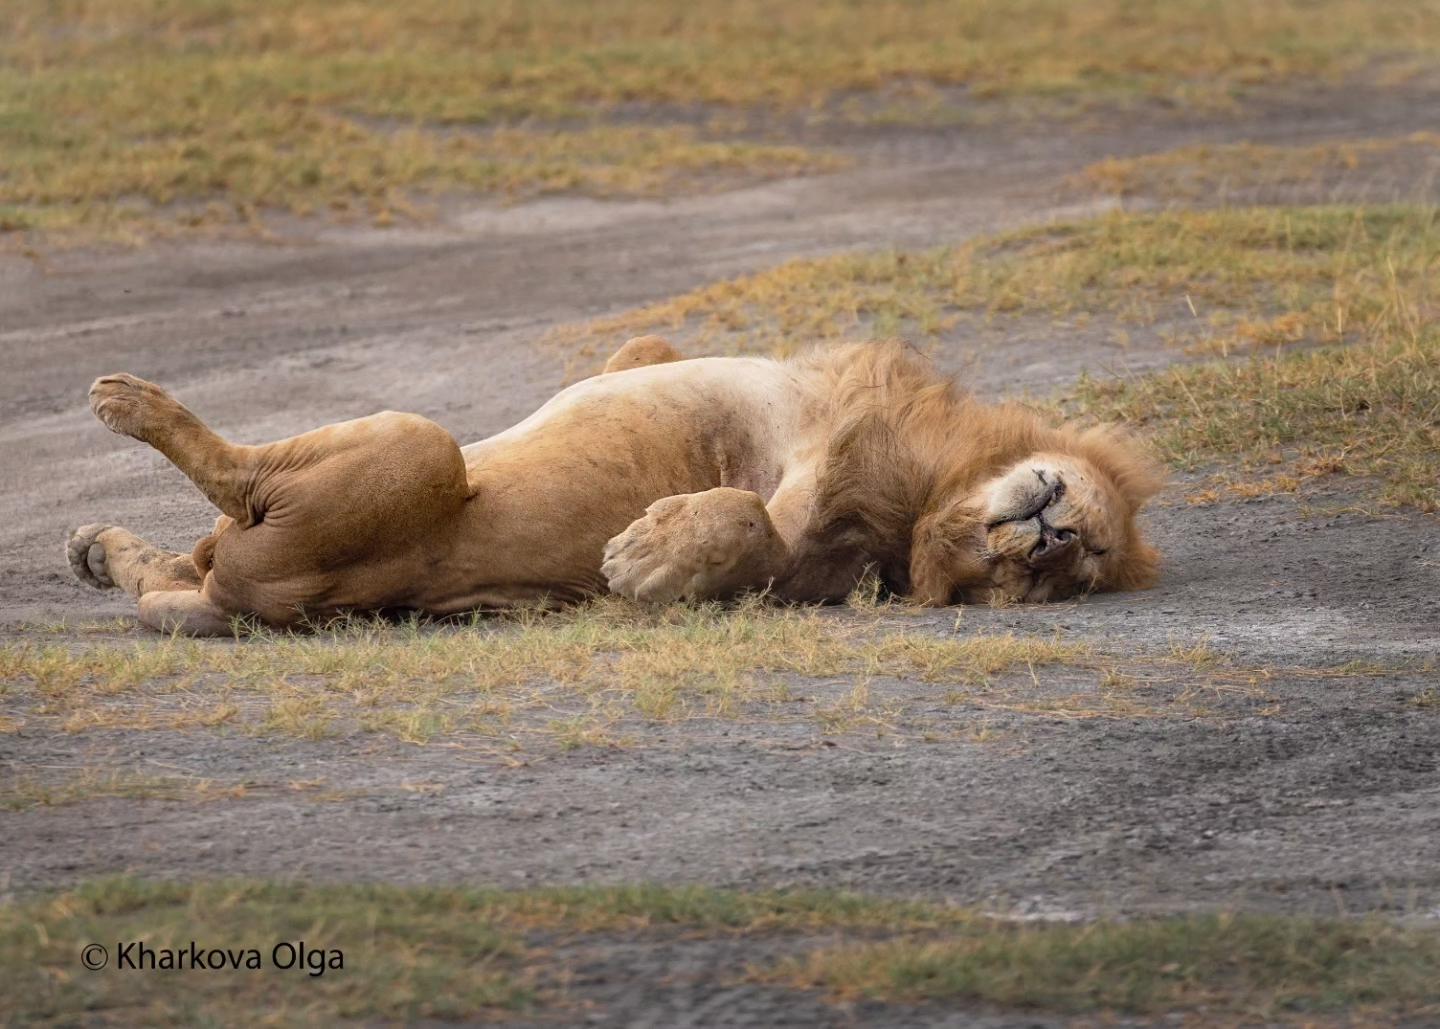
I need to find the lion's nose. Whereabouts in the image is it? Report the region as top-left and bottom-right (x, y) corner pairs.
(1029, 525), (1078, 565)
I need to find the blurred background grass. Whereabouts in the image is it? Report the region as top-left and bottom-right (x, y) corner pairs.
(4, 0), (1440, 237)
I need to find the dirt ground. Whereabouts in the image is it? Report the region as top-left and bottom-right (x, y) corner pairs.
(3, 88), (1439, 1025)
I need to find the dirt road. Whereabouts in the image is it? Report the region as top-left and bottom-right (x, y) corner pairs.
(2, 90), (1438, 1024)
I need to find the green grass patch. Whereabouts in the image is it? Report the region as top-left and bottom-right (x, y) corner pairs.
(0, 877), (972, 1025)
(7, 877), (1440, 1024)
(778, 913), (1440, 1018)
(6, 1), (1440, 237)
(4, 878), (530, 1024)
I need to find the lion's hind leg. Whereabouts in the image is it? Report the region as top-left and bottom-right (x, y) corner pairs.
(88, 374), (257, 522)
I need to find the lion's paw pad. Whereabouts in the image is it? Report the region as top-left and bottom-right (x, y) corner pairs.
(67, 523), (116, 590)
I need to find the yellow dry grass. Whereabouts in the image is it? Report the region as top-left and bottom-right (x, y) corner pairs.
(5, 596), (1417, 747)
(2, 598), (1099, 745)
(553, 205), (1436, 356)
(1075, 132), (1440, 203)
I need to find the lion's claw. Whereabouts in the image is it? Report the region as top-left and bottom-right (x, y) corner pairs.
(67, 523), (116, 589)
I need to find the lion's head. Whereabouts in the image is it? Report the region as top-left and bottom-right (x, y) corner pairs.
(909, 425), (1164, 605)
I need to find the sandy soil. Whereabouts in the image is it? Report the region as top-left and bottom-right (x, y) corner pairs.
(2, 89), (1438, 1025)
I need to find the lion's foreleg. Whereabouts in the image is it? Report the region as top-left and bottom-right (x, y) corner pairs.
(66, 523), (238, 634)
(601, 487), (792, 603)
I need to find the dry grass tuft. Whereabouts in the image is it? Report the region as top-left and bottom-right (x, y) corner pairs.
(550, 248), (964, 362)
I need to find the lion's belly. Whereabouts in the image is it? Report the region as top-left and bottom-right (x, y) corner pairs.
(460, 357), (802, 466)
(422, 357), (816, 608)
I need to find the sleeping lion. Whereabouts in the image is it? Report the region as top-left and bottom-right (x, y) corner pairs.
(67, 338), (1163, 635)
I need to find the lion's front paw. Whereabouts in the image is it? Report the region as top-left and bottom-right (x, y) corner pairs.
(601, 488), (784, 603)
(89, 373), (172, 439)
(67, 523), (117, 589)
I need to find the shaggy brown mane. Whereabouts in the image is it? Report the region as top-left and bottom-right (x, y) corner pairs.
(803, 340), (1163, 600)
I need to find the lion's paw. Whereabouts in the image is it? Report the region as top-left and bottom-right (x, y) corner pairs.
(89, 373), (172, 439)
(602, 488), (782, 603)
(67, 523), (116, 590)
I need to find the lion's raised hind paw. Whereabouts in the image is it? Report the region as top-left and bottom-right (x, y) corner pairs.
(88, 373), (174, 440)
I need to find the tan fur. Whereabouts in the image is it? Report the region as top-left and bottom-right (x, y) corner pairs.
(68, 339), (1163, 635)
(601, 334), (682, 374)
